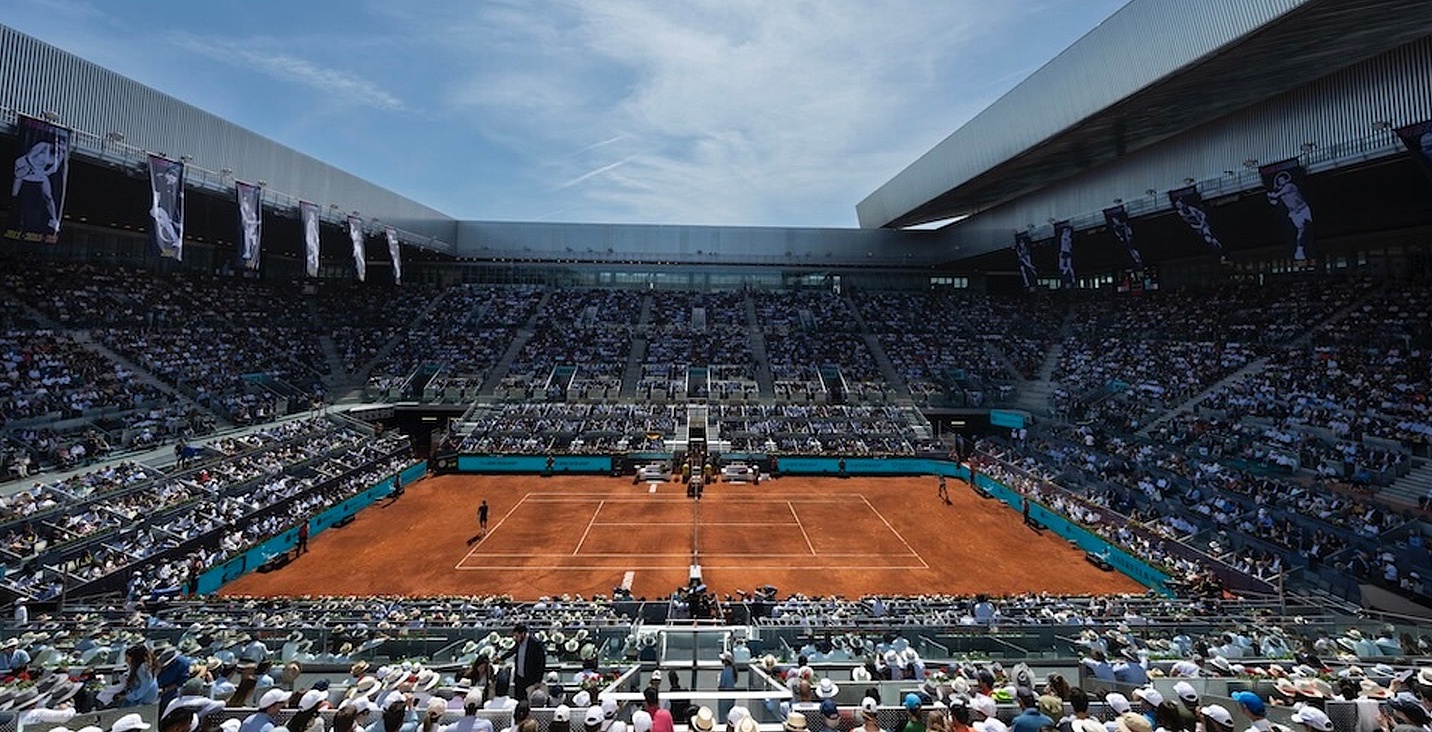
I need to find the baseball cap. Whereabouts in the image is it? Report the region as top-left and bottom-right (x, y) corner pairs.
(602, 698), (618, 719)
(821, 699), (840, 721)
(971, 695), (998, 719)
(258, 689), (291, 709)
(1037, 695), (1062, 719)
(1290, 706), (1333, 732)
(1174, 682), (1198, 703)
(1199, 705), (1234, 729)
(584, 706), (605, 727)
(905, 693), (923, 711)
(631, 711), (653, 732)
(1232, 692), (1266, 717)
(1104, 693), (1131, 715)
(300, 689), (327, 712)
(860, 697), (879, 720)
(553, 706), (571, 723)
(110, 716), (150, 732)
(1132, 687), (1164, 707)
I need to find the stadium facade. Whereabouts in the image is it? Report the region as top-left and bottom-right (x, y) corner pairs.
(5, 0), (1432, 290)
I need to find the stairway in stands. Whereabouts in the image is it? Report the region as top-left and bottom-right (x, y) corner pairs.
(477, 289), (551, 396)
(1379, 459), (1432, 511)
(744, 292), (775, 400)
(1139, 356), (1270, 436)
(1010, 341), (1063, 417)
(347, 287), (462, 391)
(71, 330), (233, 427)
(842, 293), (912, 401)
(620, 294), (654, 398)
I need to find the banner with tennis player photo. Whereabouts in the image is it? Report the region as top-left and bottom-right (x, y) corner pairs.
(1102, 204), (1143, 270)
(1013, 231), (1037, 292)
(6, 115), (71, 244)
(301, 200), (320, 278)
(1053, 220), (1075, 288)
(1395, 120), (1432, 185)
(148, 155), (185, 261)
(1258, 158), (1315, 262)
(235, 181), (263, 270)
(386, 227), (402, 285)
(1167, 186), (1229, 261)
(347, 215), (367, 282)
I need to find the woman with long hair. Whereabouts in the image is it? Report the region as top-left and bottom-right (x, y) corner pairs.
(118, 644), (158, 707)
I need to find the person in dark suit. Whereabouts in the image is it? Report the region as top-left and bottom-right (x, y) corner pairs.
(502, 623), (546, 702)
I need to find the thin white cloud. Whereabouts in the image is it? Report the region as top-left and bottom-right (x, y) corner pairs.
(402, 0), (1031, 225)
(169, 32), (407, 112)
(555, 155), (639, 191)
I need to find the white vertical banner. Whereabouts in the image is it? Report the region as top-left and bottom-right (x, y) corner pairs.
(385, 227), (401, 285)
(235, 181), (263, 270)
(347, 215), (366, 282)
(300, 200), (320, 278)
(148, 155), (185, 261)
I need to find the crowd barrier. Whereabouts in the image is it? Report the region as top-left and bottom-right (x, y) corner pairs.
(457, 455), (614, 473)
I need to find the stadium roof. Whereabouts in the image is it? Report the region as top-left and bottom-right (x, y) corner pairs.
(856, 0), (1432, 230)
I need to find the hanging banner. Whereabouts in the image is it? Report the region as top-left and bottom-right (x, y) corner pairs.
(301, 200), (320, 278)
(1102, 205), (1143, 270)
(1013, 231), (1037, 292)
(1053, 220), (1075, 288)
(1168, 186), (1229, 262)
(1259, 158), (1315, 262)
(148, 155), (185, 261)
(386, 227), (402, 285)
(6, 115), (71, 243)
(1395, 120), (1432, 185)
(235, 181), (263, 270)
(347, 215), (366, 282)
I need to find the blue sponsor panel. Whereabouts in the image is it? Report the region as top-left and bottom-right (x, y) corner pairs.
(195, 462), (425, 595)
(775, 457), (947, 475)
(457, 455), (612, 473)
(989, 410), (1026, 430)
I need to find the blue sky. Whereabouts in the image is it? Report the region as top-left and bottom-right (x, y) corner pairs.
(2, 0), (1127, 227)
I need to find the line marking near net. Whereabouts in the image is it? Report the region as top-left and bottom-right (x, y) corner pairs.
(862, 494), (929, 568)
(453, 492), (529, 569)
(572, 500), (606, 555)
(788, 501), (816, 555)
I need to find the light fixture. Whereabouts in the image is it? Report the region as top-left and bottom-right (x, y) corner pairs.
(1300, 142), (1316, 153)
(40, 110), (60, 122)
(1242, 158), (1259, 169)
(1223, 170), (1236, 176)
(220, 168), (233, 178)
(1047, 218), (1057, 224)
(256, 180), (267, 187)
(1112, 198), (1123, 205)
(1145, 188), (1157, 196)
(180, 155), (193, 163)
(105, 131), (125, 143)
(1373, 121), (1392, 131)
(1184, 178), (1196, 185)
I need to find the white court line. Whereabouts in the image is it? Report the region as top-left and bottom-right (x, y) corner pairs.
(862, 495), (929, 568)
(462, 552), (912, 558)
(454, 493), (529, 569)
(520, 496), (866, 503)
(621, 571), (635, 590)
(788, 501), (816, 555)
(648, 483), (658, 493)
(455, 564), (927, 571)
(587, 521), (796, 526)
(572, 500), (606, 555)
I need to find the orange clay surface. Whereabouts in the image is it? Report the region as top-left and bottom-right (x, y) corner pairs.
(221, 474), (1144, 599)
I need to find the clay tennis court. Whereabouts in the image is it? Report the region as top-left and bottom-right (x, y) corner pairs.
(222, 474), (1143, 599)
